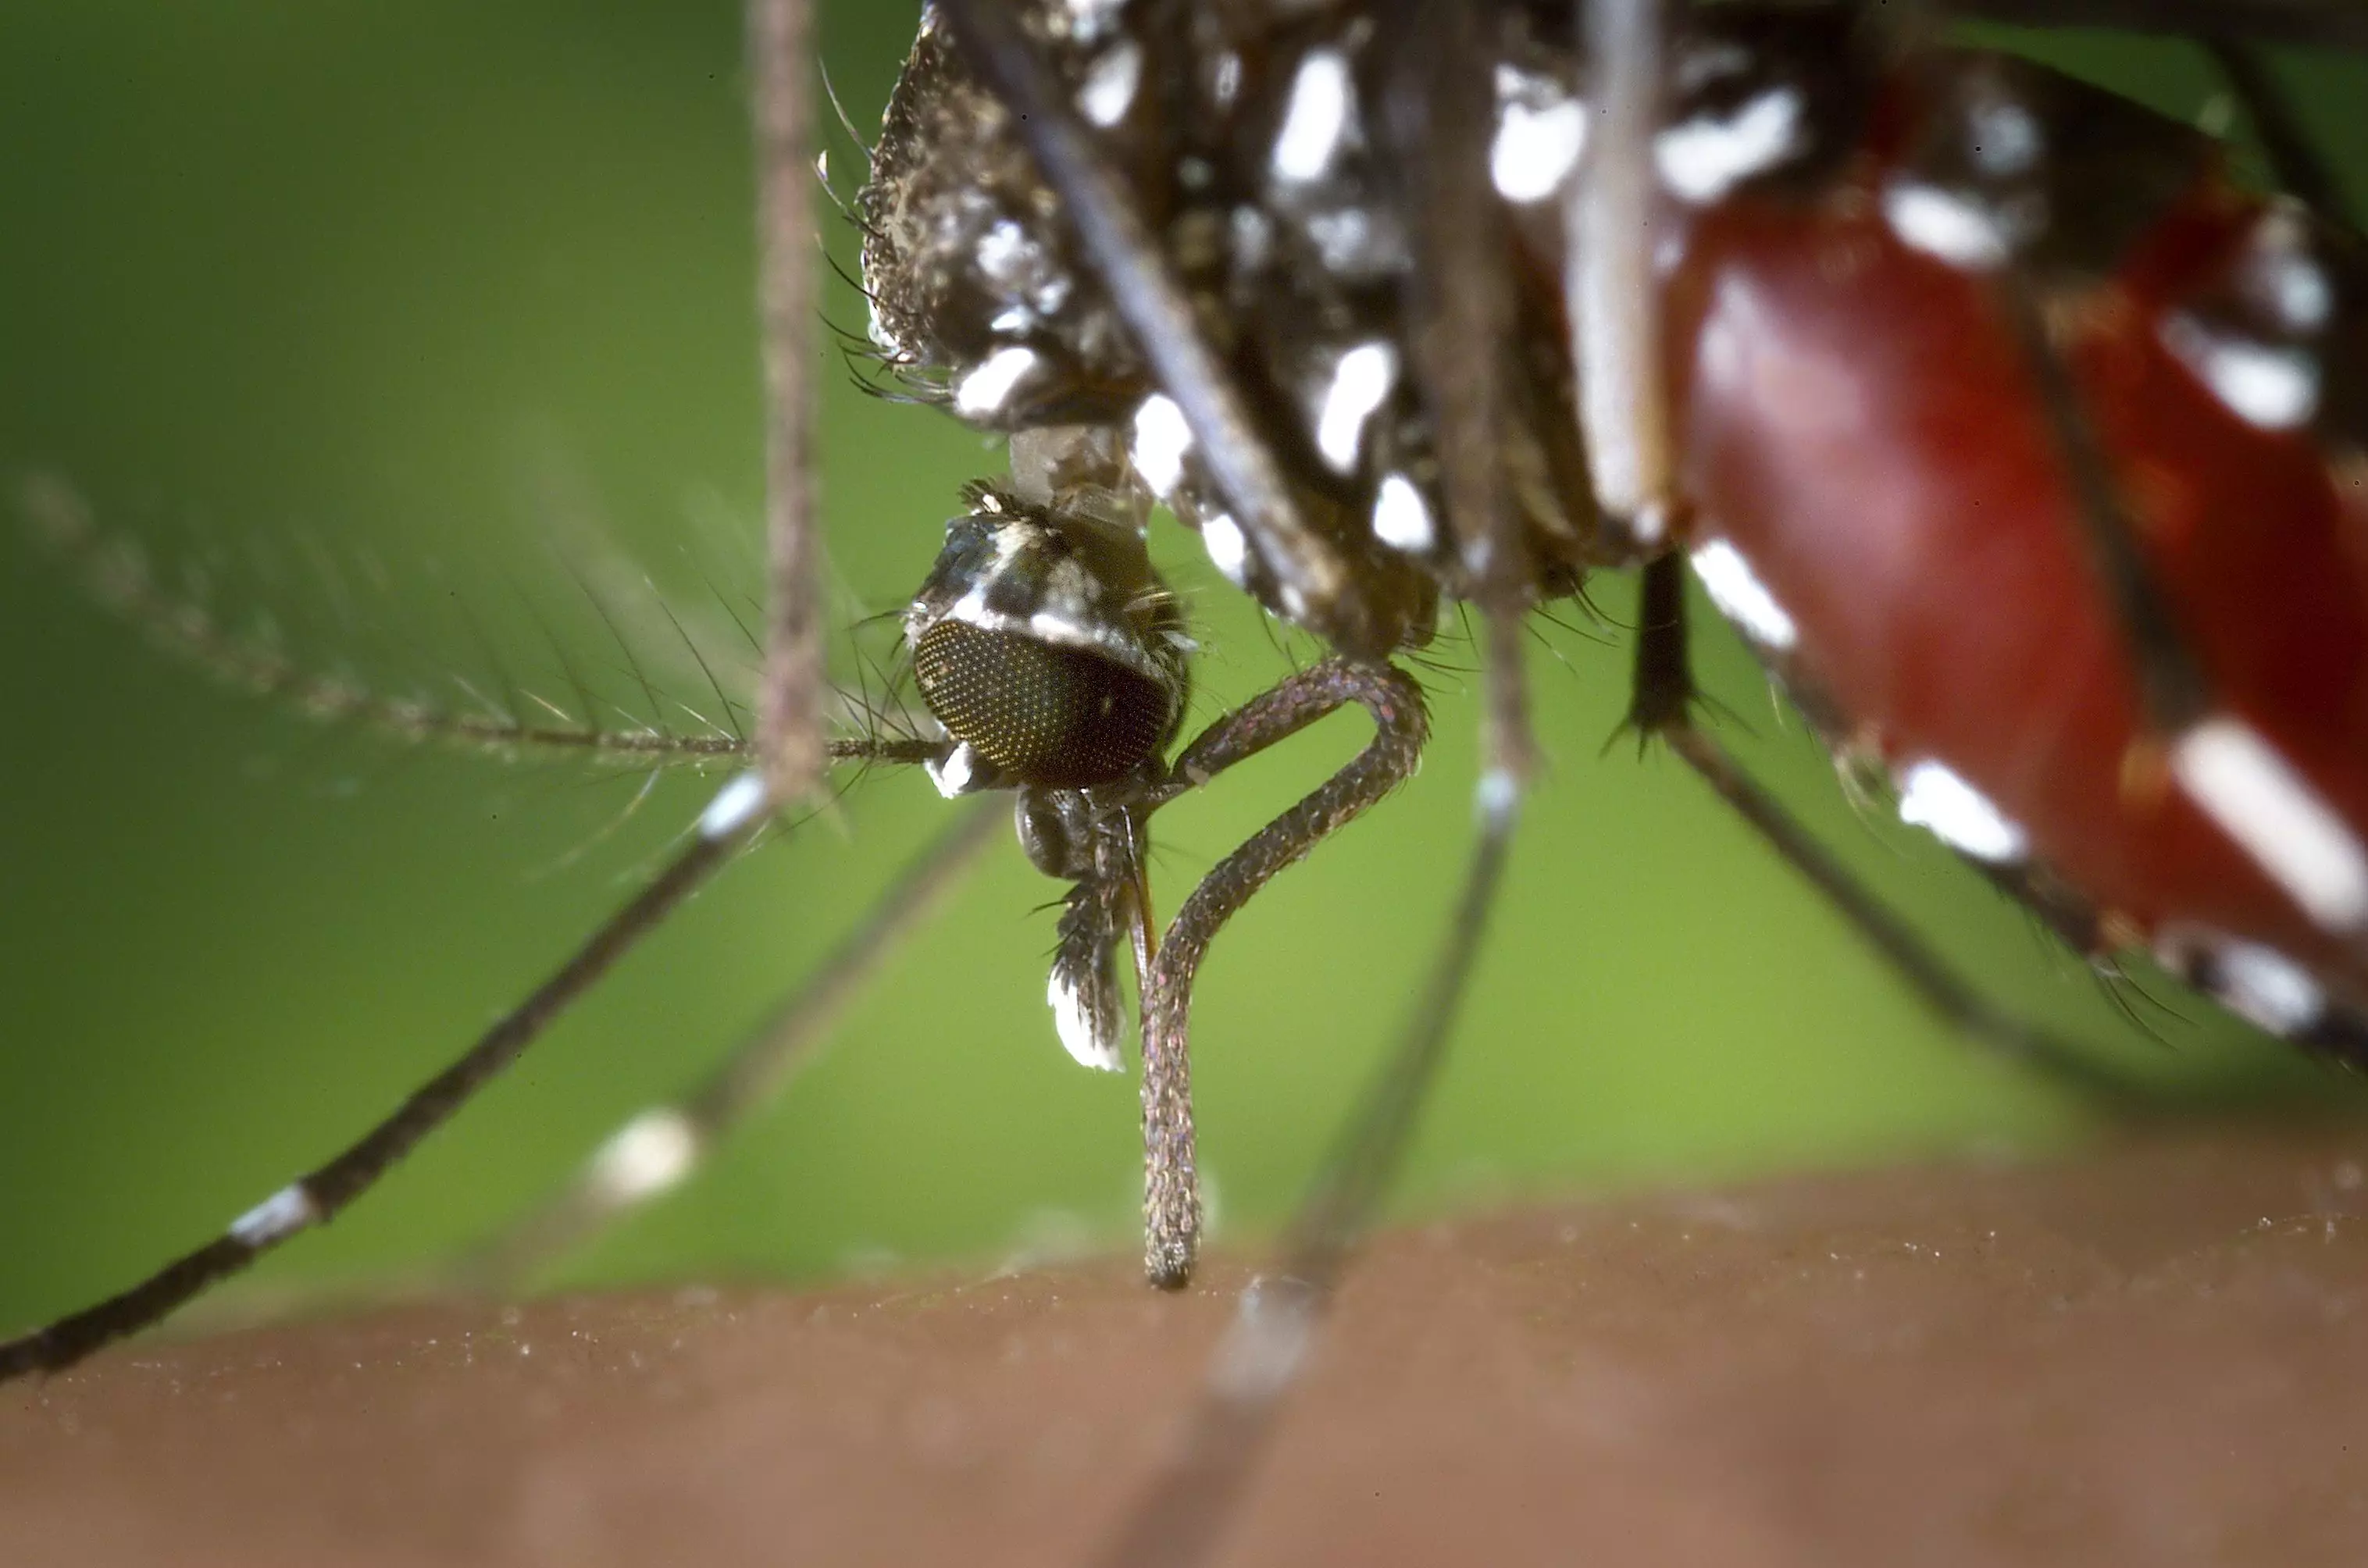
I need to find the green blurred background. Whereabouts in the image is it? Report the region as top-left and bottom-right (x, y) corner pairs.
(1, 2), (2360, 1336)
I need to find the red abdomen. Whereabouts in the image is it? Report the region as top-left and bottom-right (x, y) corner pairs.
(1669, 171), (2368, 1017)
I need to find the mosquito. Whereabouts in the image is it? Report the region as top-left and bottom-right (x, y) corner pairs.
(7, 3), (2368, 1565)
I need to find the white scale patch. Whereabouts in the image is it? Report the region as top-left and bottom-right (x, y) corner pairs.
(1315, 340), (1397, 473)
(2159, 313), (2320, 431)
(1967, 98), (2042, 178)
(229, 1183), (319, 1249)
(1077, 38), (1142, 128)
(1200, 512), (1250, 586)
(1489, 74), (1586, 203)
(1061, 0), (1127, 44)
(928, 741), (980, 799)
(2209, 939), (2327, 1036)
(1130, 393), (1193, 499)
(698, 770), (771, 841)
(1371, 473), (1434, 552)
(1214, 51), (1243, 109)
(1655, 87), (1803, 206)
(2174, 718), (2368, 932)
(588, 1109), (701, 1204)
(954, 345), (1040, 417)
(1689, 539), (1797, 651)
(2245, 211), (2333, 333)
(1271, 49), (1353, 185)
(1881, 180), (2011, 271)
(1048, 971), (1123, 1072)
(1894, 758), (2029, 864)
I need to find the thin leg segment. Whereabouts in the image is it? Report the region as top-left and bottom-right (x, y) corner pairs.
(1136, 661), (1431, 1288)
(2204, 37), (2349, 217)
(0, 794), (772, 1381)
(1635, 554), (2174, 1106)
(1570, 0), (1673, 546)
(458, 793), (1004, 1291)
(1095, 738), (1521, 1568)
(749, 0), (828, 805)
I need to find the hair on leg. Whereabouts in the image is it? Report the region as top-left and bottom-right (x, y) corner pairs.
(1136, 660), (1432, 1288)
(1097, 705), (1520, 1568)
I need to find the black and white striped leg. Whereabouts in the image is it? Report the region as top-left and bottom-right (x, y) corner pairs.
(0, 775), (784, 1381)
(1134, 660), (1432, 1289)
(455, 793), (1004, 1292)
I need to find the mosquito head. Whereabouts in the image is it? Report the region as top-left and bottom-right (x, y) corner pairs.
(904, 482), (1192, 796)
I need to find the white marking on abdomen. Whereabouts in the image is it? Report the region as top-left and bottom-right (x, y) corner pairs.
(2159, 314), (2320, 431)
(1881, 180), (2010, 271)
(1077, 39), (1142, 128)
(1315, 341), (1396, 473)
(1130, 394), (1192, 499)
(954, 346), (1040, 417)
(1271, 50), (1352, 185)
(1200, 513), (1250, 586)
(1895, 759), (2029, 864)
(2174, 718), (2368, 931)
(1688, 539), (1798, 650)
(1371, 474), (1434, 552)
(1491, 95), (1587, 203)
(1655, 87), (1803, 205)
(229, 1183), (319, 1248)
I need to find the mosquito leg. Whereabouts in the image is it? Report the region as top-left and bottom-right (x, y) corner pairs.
(0, 775), (786, 1382)
(749, 0), (828, 805)
(1135, 661), (1430, 1288)
(16, 474), (754, 768)
(1095, 728), (1519, 1568)
(1382, 0), (1539, 782)
(2204, 38), (2348, 216)
(1570, 0), (1674, 547)
(1994, 276), (2215, 737)
(455, 793), (1003, 1292)
(1632, 554), (2170, 1104)
(929, 0), (1366, 652)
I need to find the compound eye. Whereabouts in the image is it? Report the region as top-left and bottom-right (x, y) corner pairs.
(913, 619), (1172, 789)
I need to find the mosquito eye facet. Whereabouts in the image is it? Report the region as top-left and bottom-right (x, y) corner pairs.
(913, 618), (1171, 786)
(905, 486), (1190, 792)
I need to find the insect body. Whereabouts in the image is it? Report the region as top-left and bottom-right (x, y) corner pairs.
(864, 0), (2368, 1101)
(5, 0), (2365, 1457)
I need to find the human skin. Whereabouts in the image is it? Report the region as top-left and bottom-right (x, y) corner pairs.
(4, 1121), (2366, 1567)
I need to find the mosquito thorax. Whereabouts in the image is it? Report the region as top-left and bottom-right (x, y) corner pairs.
(905, 483), (1192, 796)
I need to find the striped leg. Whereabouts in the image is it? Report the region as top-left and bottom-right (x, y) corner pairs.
(457, 795), (1003, 1292)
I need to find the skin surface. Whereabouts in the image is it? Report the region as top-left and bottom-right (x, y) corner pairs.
(5, 1122), (2368, 1566)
